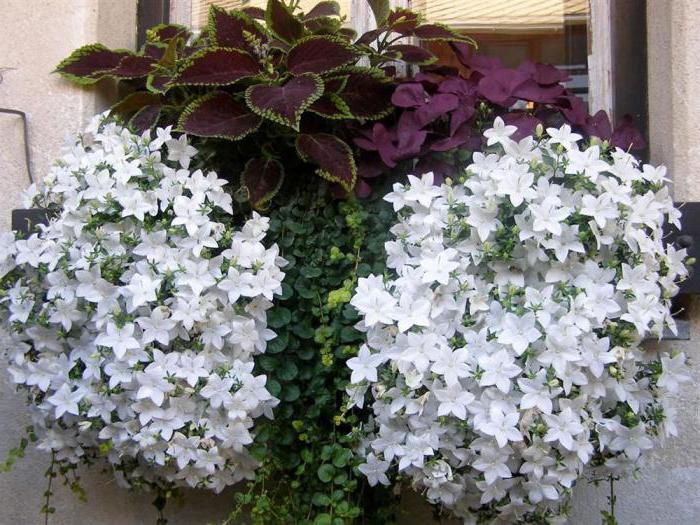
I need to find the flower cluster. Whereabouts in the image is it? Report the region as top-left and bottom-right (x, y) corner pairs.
(0, 114), (285, 492)
(348, 119), (690, 522)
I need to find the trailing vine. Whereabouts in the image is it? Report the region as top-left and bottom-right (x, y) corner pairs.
(223, 182), (398, 524)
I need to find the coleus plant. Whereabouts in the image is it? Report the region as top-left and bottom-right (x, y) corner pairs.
(353, 47), (646, 190)
(54, 0), (474, 207)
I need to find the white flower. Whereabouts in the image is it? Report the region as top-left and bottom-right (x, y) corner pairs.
(347, 345), (384, 384)
(47, 383), (83, 418)
(348, 120), (686, 522)
(358, 453), (390, 486)
(497, 312), (541, 354)
(166, 134), (198, 168)
(0, 114), (284, 494)
(483, 117), (517, 146)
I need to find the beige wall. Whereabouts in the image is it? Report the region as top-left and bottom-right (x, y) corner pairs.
(1, 1), (700, 524)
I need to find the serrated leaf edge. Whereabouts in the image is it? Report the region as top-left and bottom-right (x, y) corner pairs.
(177, 91), (262, 141)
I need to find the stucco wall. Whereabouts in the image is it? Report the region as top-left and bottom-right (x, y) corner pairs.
(1, 1), (699, 524)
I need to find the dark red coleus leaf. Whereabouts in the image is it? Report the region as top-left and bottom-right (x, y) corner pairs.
(449, 41), (472, 68)
(245, 73), (324, 130)
(130, 104), (162, 132)
(266, 0), (305, 43)
(173, 48), (261, 86)
(208, 5), (266, 49)
(304, 1), (341, 20)
(356, 27), (383, 46)
(388, 8), (421, 34)
(146, 24), (191, 43)
(147, 74), (171, 94)
(335, 71), (393, 120)
(54, 44), (131, 84)
(179, 92), (262, 140)
(109, 55), (155, 78)
(338, 27), (357, 41)
(386, 44), (436, 65)
(286, 36), (357, 75)
(296, 133), (357, 190)
(241, 157), (285, 209)
(242, 6), (265, 20)
(144, 44), (166, 61)
(111, 91), (162, 115)
(391, 83), (428, 108)
(308, 95), (348, 119)
(412, 23), (472, 43)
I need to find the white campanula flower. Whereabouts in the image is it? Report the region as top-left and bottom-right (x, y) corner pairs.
(348, 120), (689, 522)
(0, 113), (284, 494)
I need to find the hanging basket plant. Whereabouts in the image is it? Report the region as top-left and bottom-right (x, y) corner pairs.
(0, 114), (286, 495)
(347, 119), (690, 523)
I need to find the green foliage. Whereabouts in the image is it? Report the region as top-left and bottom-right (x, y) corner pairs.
(222, 182), (399, 524)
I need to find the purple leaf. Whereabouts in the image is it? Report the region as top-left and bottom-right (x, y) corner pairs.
(582, 110), (613, 140)
(513, 79), (565, 104)
(449, 104), (476, 135)
(286, 36), (357, 75)
(437, 76), (477, 97)
(354, 123), (399, 168)
(611, 114), (646, 151)
(308, 95), (347, 118)
(558, 94), (589, 126)
(354, 178), (373, 198)
(503, 112), (542, 140)
(357, 155), (386, 179)
(518, 61), (571, 85)
(245, 73), (324, 130)
(173, 48), (262, 86)
(388, 8), (421, 34)
(466, 53), (504, 75)
(241, 158), (285, 209)
(391, 83), (428, 108)
(396, 112), (427, 157)
(55, 44), (131, 84)
(430, 122), (473, 151)
(449, 41), (472, 68)
(477, 68), (528, 106)
(179, 92), (262, 140)
(296, 133), (357, 190)
(266, 0), (305, 43)
(208, 5), (266, 49)
(415, 93), (459, 127)
(356, 27), (384, 46)
(386, 44), (436, 65)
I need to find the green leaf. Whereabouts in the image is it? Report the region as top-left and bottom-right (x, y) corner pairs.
(266, 379), (282, 397)
(267, 331), (289, 354)
(311, 492), (331, 506)
(332, 448), (352, 468)
(367, 0), (391, 25)
(282, 384), (301, 402)
(268, 307), (292, 328)
(277, 361), (299, 381)
(317, 464), (335, 483)
(313, 514), (332, 525)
